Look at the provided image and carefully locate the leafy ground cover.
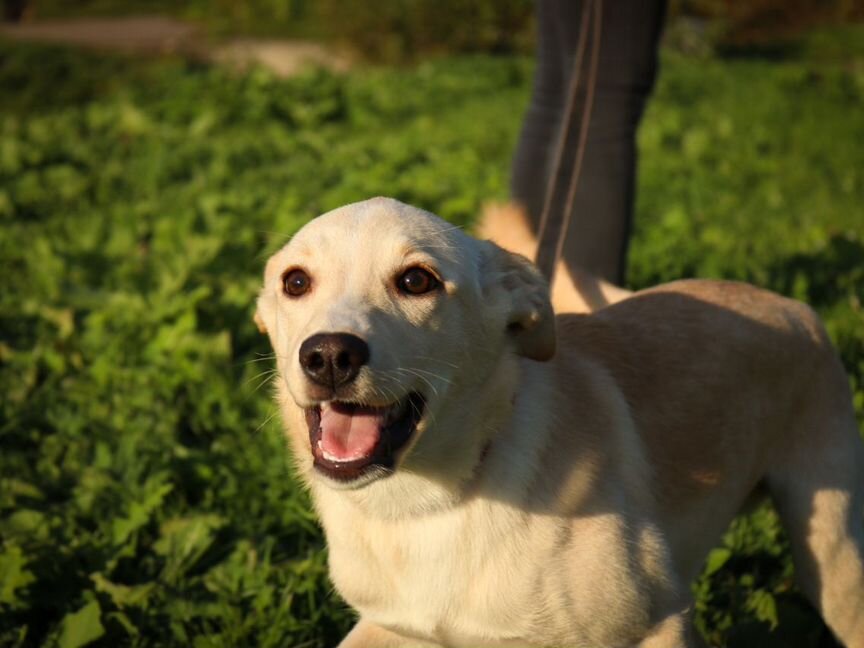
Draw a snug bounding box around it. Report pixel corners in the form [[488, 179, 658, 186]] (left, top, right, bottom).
[[1, 29, 863, 647]]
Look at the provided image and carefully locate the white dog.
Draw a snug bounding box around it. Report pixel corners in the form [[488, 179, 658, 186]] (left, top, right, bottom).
[[255, 197, 864, 647]]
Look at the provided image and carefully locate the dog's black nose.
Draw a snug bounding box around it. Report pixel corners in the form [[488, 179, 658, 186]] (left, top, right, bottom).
[[299, 333, 370, 388]]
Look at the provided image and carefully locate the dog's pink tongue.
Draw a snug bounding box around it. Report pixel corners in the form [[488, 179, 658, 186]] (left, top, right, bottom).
[[319, 404, 381, 459]]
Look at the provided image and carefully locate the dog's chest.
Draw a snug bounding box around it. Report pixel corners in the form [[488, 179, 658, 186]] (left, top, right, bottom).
[[325, 503, 542, 645]]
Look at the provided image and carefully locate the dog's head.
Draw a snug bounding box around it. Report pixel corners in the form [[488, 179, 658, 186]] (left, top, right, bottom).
[[256, 198, 554, 502]]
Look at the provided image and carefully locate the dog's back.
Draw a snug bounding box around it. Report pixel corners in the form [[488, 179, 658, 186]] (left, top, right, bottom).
[[557, 279, 864, 645]]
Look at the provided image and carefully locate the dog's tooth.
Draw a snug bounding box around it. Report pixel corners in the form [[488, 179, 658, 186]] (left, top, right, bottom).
[[322, 448, 338, 462], [321, 446, 366, 463]]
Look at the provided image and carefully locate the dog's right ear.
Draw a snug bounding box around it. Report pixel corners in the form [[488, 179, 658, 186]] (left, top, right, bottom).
[[480, 241, 556, 361], [254, 252, 283, 336], [253, 308, 268, 334]]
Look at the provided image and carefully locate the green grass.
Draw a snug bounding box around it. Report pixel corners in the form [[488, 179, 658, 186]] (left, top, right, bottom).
[[1, 26, 863, 647]]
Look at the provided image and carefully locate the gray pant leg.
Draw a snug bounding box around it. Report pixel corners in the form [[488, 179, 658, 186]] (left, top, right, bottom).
[[511, 0, 666, 285]]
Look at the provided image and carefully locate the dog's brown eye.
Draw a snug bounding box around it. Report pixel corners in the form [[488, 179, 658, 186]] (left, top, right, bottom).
[[283, 269, 311, 297], [397, 267, 439, 296]]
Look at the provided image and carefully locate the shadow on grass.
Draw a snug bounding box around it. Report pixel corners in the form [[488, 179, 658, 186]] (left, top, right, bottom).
[[726, 593, 841, 648], [767, 233, 864, 308], [716, 39, 804, 61]]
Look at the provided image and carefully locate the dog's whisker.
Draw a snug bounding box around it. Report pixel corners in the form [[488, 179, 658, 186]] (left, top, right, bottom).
[[392, 368, 439, 398], [242, 350, 293, 367], [242, 367, 279, 389], [242, 354, 277, 366], [371, 381, 399, 406], [405, 367, 453, 386], [377, 367, 412, 384], [250, 373, 279, 395], [432, 223, 466, 234], [417, 242, 458, 251], [253, 407, 280, 434], [377, 375, 422, 408], [410, 355, 460, 369]]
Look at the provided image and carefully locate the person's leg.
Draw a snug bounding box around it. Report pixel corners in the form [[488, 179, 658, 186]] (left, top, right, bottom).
[[511, 0, 666, 285], [510, 0, 568, 250]]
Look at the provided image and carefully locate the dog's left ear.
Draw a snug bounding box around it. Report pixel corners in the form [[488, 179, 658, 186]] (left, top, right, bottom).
[[481, 241, 556, 361]]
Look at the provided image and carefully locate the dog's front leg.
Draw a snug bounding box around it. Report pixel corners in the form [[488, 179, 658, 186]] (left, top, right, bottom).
[[338, 619, 444, 648], [635, 612, 704, 648]]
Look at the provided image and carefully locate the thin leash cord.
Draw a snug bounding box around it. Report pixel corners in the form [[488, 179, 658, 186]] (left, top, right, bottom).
[[553, 0, 603, 275], [534, 0, 604, 283], [534, 0, 592, 279]]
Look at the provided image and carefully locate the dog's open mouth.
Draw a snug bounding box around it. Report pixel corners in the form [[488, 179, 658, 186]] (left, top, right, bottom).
[[306, 392, 425, 482]]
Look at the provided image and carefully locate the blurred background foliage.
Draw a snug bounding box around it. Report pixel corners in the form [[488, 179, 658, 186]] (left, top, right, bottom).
[[1, 1, 863, 647], [13, 0, 864, 59]]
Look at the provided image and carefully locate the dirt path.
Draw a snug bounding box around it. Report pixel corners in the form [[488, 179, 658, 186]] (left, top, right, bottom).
[[0, 15, 350, 76]]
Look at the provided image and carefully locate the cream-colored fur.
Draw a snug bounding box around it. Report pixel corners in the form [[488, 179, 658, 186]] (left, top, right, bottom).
[[256, 197, 864, 648]]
